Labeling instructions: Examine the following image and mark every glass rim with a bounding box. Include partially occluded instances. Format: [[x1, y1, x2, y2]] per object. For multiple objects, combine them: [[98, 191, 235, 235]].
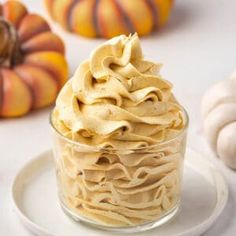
[[49, 106, 189, 152]]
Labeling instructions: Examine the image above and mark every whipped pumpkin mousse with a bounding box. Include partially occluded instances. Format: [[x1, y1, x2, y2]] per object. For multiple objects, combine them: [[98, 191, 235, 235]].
[[51, 34, 187, 227]]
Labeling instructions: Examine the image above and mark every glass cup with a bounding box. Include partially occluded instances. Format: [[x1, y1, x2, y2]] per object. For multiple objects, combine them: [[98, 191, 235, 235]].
[[50, 109, 188, 233]]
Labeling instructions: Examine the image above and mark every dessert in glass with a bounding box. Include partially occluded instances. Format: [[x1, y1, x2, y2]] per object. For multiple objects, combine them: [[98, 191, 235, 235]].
[[51, 34, 188, 232]]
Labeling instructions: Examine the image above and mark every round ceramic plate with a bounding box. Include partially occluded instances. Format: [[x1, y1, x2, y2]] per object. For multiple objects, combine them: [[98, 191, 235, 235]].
[[11, 148, 228, 236]]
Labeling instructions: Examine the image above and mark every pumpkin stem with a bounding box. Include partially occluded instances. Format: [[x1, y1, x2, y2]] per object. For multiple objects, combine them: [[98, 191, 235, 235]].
[[0, 17, 23, 68]]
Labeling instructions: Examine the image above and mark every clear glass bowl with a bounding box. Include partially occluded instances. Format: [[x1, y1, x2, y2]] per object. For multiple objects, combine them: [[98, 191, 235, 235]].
[[50, 110, 188, 233]]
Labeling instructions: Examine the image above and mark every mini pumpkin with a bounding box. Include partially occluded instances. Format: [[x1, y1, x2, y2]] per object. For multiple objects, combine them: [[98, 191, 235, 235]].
[[202, 74, 236, 169], [44, 0, 174, 38], [0, 0, 68, 118]]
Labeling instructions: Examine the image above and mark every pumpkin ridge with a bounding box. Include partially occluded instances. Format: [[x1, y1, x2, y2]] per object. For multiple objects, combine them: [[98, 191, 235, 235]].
[[144, 0, 158, 30], [21, 32, 65, 55], [216, 121, 236, 155], [114, 0, 146, 35], [0, 68, 32, 116], [206, 103, 236, 150], [18, 14, 51, 43], [0, 17, 23, 67], [14, 66, 35, 110], [206, 99, 236, 117], [24, 51, 68, 88], [113, 0, 135, 34], [15, 11, 28, 30], [97, 0, 113, 38], [216, 122, 236, 169], [67, 0, 81, 31], [153, 0, 171, 27], [93, 0, 101, 37], [22, 61, 60, 92], [14, 64, 58, 108], [2, 1, 28, 28]]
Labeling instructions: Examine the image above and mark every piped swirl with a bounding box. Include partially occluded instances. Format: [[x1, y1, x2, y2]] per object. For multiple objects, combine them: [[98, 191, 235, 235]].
[[53, 34, 185, 148], [52, 34, 186, 226]]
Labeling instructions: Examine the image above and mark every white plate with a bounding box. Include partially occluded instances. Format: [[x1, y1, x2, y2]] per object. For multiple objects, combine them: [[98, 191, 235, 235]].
[[11, 148, 228, 236]]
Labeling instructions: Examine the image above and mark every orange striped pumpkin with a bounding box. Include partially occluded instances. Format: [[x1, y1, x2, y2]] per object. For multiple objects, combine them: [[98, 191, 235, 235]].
[[0, 0, 68, 117], [44, 0, 174, 38]]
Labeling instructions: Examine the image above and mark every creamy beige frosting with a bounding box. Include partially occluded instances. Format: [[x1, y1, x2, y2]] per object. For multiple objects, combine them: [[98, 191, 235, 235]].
[[52, 34, 186, 226]]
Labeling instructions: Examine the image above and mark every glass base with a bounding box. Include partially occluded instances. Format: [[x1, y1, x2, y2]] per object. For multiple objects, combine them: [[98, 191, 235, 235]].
[[60, 200, 180, 233]]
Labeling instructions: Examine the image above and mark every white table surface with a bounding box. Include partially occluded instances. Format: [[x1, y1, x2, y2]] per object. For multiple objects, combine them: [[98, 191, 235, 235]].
[[1, 0, 236, 235]]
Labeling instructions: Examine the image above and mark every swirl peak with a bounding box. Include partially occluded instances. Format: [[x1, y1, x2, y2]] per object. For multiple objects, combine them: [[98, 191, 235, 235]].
[[53, 34, 185, 148]]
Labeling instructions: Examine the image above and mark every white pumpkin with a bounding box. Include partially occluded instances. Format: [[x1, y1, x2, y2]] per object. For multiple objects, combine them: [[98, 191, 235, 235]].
[[202, 74, 236, 169]]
